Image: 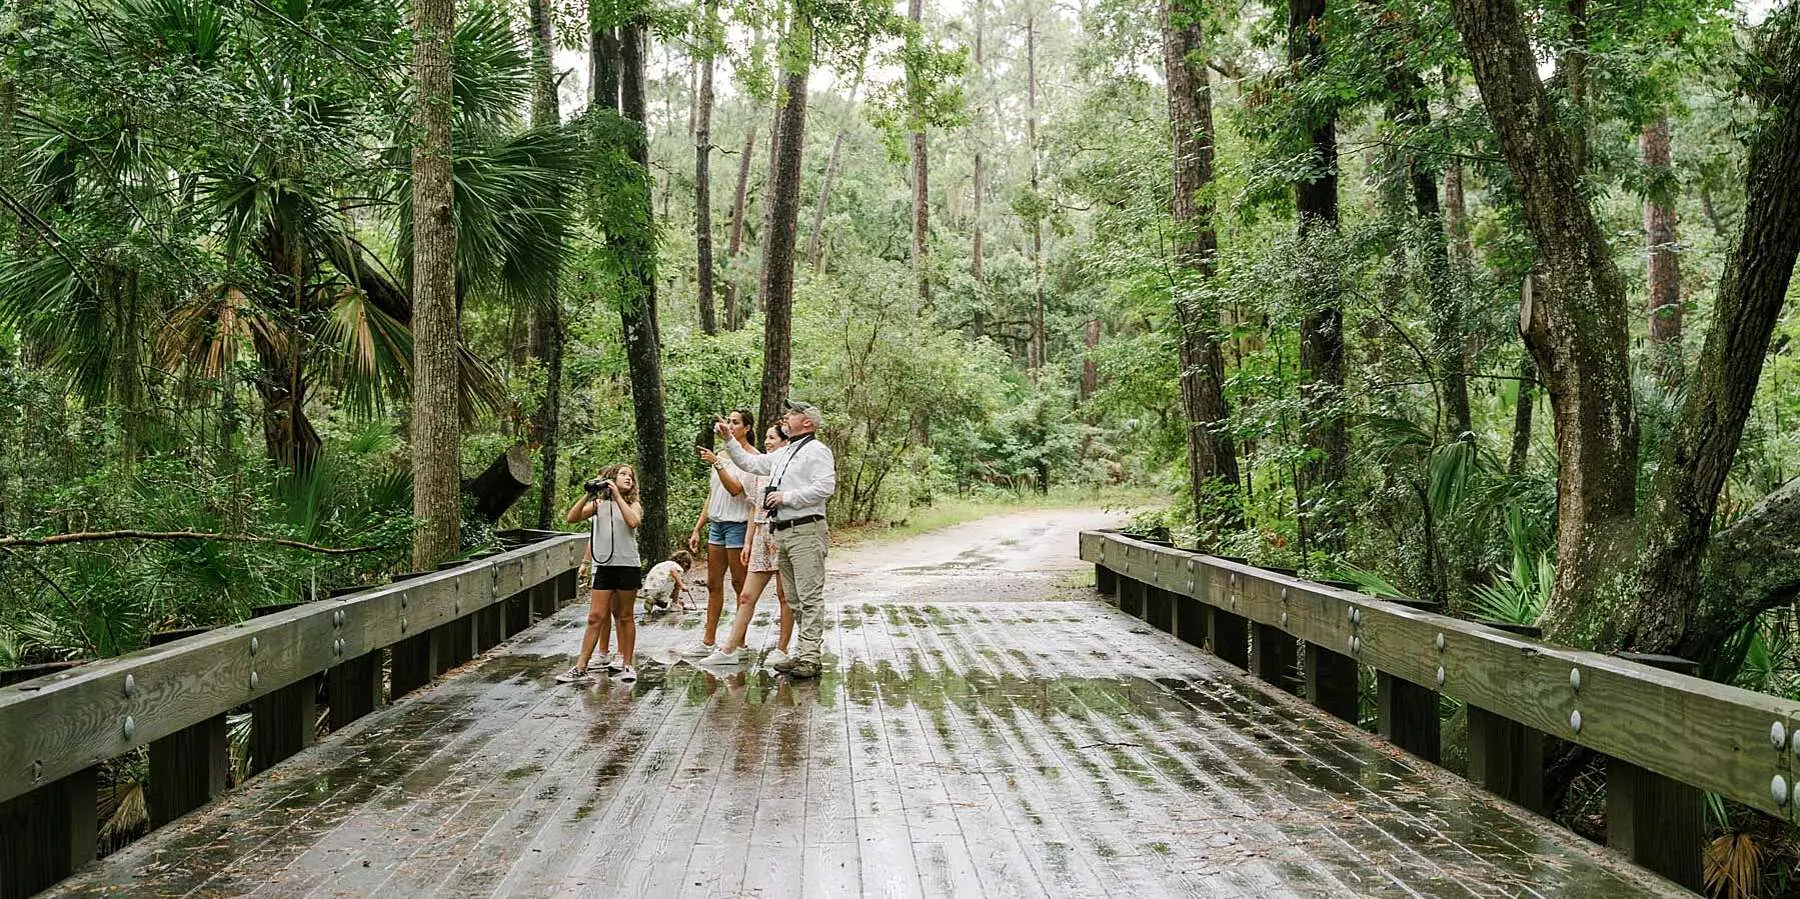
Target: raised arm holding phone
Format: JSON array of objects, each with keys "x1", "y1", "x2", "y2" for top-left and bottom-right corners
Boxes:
[
  {"x1": 676, "y1": 409, "x2": 757, "y2": 659},
  {"x1": 717, "y1": 399, "x2": 835, "y2": 679}
]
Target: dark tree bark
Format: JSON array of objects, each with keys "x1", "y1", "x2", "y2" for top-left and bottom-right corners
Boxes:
[
  {"x1": 1451, "y1": 0, "x2": 1639, "y2": 641},
  {"x1": 694, "y1": 0, "x2": 719, "y2": 335},
  {"x1": 1162, "y1": 0, "x2": 1242, "y2": 537},
  {"x1": 1079, "y1": 319, "x2": 1099, "y2": 402},
  {"x1": 723, "y1": 123, "x2": 757, "y2": 330},
  {"x1": 591, "y1": 13, "x2": 620, "y2": 114},
  {"x1": 1026, "y1": 15, "x2": 1045, "y2": 372},
  {"x1": 757, "y1": 16, "x2": 811, "y2": 437},
  {"x1": 1509, "y1": 350, "x2": 1535, "y2": 478},
  {"x1": 1683, "y1": 477, "x2": 1800, "y2": 670},
  {"x1": 907, "y1": 0, "x2": 930, "y2": 308},
  {"x1": 527, "y1": 0, "x2": 564, "y2": 529},
  {"x1": 1642, "y1": 110, "x2": 1683, "y2": 386},
  {"x1": 1289, "y1": 0, "x2": 1346, "y2": 552},
  {"x1": 1628, "y1": 17, "x2": 1800, "y2": 654},
  {"x1": 616, "y1": 18, "x2": 672, "y2": 563},
  {"x1": 410, "y1": 0, "x2": 460, "y2": 568},
  {"x1": 970, "y1": 0, "x2": 986, "y2": 289},
  {"x1": 467, "y1": 444, "x2": 534, "y2": 523},
  {"x1": 1454, "y1": 0, "x2": 1800, "y2": 651}
]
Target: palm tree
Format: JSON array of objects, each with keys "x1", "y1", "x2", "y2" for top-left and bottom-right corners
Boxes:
[{"x1": 1, "y1": 0, "x2": 582, "y2": 478}]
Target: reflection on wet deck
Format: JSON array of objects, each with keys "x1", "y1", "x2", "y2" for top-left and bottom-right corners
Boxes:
[{"x1": 48, "y1": 601, "x2": 1681, "y2": 897}]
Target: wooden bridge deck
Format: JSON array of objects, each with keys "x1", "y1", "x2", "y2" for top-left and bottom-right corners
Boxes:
[{"x1": 45, "y1": 519, "x2": 1681, "y2": 898}]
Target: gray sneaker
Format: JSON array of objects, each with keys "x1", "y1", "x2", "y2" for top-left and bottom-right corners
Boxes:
[{"x1": 783, "y1": 660, "x2": 820, "y2": 680}]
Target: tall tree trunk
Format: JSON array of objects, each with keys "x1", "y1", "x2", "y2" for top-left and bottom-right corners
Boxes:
[
  {"x1": 1642, "y1": 110, "x2": 1683, "y2": 386},
  {"x1": 1026, "y1": 14, "x2": 1045, "y2": 373},
  {"x1": 723, "y1": 123, "x2": 757, "y2": 329},
  {"x1": 970, "y1": 0, "x2": 986, "y2": 289},
  {"x1": 1079, "y1": 319, "x2": 1099, "y2": 402},
  {"x1": 592, "y1": 14, "x2": 620, "y2": 113},
  {"x1": 807, "y1": 51, "x2": 865, "y2": 269},
  {"x1": 694, "y1": 0, "x2": 719, "y2": 335},
  {"x1": 1509, "y1": 346, "x2": 1535, "y2": 477},
  {"x1": 616, "y1": 18, "x2": 671, "y2": 563},
  {"x1": 757, "y1": 14, "x2": 812, "y2": 435},
  {"x1": 1289, "y1": 0, "x2": 1346, "y2": 553},
  {"x1": 528, "y1": 0, "x2": 564, "y2": 529},
  {"x1": 1162, "y1": 0, "x2": 1241, "y2": 539},
  {"x1": 1390, "y1": 73, "x2": 1471, "y2": 439},
  {"x1": 1631, "y1": 16, "x2": 1800, "y2": 655},
  {"x1": 907, "y1": 0, "x2": 931, "y2": 307},
  {"x1": 410, "y1": 0, "x2": 461, "y2": 568}
]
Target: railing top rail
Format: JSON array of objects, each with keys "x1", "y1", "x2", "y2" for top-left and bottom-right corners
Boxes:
[
  {"x1": 1082, "y1": 529, "x2": 1800, "y2": 820},
  {"x1": 0, "y1": 533, "x2": 585, "y2": 805}
]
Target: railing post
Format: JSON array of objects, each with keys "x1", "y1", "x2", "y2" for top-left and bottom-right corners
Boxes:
[
  {"x1": 1174, "y1": 592, "x2": 1208, "y2": 647},
  {"x1": 0, "y1": 766, "x2": 96, "y2": 899},
  {"x1": 1251, "y1": 621, "x2": 1300, "y2": 694},
  {"x1": 1094, "y1": 563, "x2": 1116, "y2": 596},
  {"x1": 1466, "y1": 621, "x2": 1546, "y2": 813},
  {"x1": 1606, "y1": 652, "x2": 1704, "y2": 892},
  {"x1": 557, "y1": 568, "x2": 578, "y2": 609},
  {"x1": 249, "y1": 603, "x2": 318, "y2": 776},
  {"x1": 389, "y1": 570, "x2": 437, "y2": 700},
  {"x1": 143, "y1": 628, "x2": 230, "y2": 827},
  {"x1": 322, "y1": 586, "x2": 383, "y2": 731},
  {"x1": 1117, "y1": 575, "x2": 1144, "y2": 618},
  {"x1": 434, "y1": 561, "x2": 475, "y2": 672},
  {"x1": 1146, "y1": 585, "x2": 1173, "y2": 633},
  {"x1": 532, "y1": 577, "x2": 560, "y2": 620},
  {"x1": 1210, "y1": 567, "x2": 1249, "y2": 668},
  {"x1": 1303, "y1": 580, "x2": 1360, "y2": 723},
  {"x1": 1249, "y1": 568, "x2": 1301, "y2": 694},
  {"x1": 506, "y1": 584, "x2": 533, "y2": 635},
  {"x1": 1376, "y1": 598, "x2": 1441, "y2": 763}
]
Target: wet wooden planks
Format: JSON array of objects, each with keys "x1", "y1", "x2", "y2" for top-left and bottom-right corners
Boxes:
[{"x1": 48, "y1": 598, "x2": 1685, "y2": 898}]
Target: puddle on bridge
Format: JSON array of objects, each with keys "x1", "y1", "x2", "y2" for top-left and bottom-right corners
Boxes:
[{"x1": 47, "y1": 599, "x2": 1684, "y2": 899}]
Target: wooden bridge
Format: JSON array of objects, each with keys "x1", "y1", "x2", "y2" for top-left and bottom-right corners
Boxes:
[{"x1": 0, "y1": 514, "x2": 1772, "y2": 897}]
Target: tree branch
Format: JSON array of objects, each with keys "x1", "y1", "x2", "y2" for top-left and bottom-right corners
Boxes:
[{"x1": 0, "y1": 531, "x2": 387, "y2": 555}]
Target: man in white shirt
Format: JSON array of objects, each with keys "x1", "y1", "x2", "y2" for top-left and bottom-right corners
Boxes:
[{"x1": 718, "y1": 399, "x2": 836, "y2": 678}]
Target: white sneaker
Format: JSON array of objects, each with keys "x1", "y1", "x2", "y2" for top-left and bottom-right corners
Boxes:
[
  {"x1": 697, "y1": 647, "x2": 742, "y2": 668},
  {"x1": 612, "y1": 665, "x2": 638, "y2": 683},
  {"x1": 676, "y1": 640, "x2": 716, "y2": 659},
  {"x1": 765, "y1": 649, "x2": 790, "y2": 667},
  {"x1": 602, "y1": 652, "x2": 626, "y2": 672},
  {"x1": 554, "y1": 665, "x2": 591, "y2": 684}
]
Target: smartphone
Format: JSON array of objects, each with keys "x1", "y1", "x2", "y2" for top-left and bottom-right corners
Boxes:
[{"x1": 697, "y1": 418, "x2": 715, "y2": 451}]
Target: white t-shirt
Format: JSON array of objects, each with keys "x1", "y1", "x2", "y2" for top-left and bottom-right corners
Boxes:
[{"x1": 641, "y1": 560, "x2": 683, "y2": 607}]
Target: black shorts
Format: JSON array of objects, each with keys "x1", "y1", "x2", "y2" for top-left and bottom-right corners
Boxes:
[{"x1": 590, "y1": 565, "x2": 643, "y2": 591}]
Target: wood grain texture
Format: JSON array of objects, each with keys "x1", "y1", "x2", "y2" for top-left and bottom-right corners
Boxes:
[
  {"x1": 47, "y1": 596, "x2": 1684, "y2": 898},
  {"x1": 1082, "y1": 530, "x2": 1800, "y2": 819},
  {"x1": 0, "y1": 535, "x2": 582, "y2": 806}
]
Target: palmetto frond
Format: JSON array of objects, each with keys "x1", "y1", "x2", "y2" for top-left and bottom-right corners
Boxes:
[
  {"x1": 322, "y1": 285, "x2": 413, "y2": 416},
  {"x1": 155, "y1": 284, "x2": 286, "y2": 380},
  {"x1": 390, "y1": 124, "x2": 583, "y2": 313},
  {"x1": 451, "y1": 2, "x2": 533, "y2": 132}
]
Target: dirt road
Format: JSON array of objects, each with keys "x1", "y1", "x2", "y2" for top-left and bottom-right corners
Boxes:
[{"x1": 824, "y1": 506, "x2": 1129, "y2": 604}]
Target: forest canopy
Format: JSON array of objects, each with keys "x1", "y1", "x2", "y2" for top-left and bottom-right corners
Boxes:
[{"x1": 2, "y1": 0, "x2": 1799, "y2": 733}]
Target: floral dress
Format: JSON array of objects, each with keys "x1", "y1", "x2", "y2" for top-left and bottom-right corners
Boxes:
[{"x1": 746, "y1": 473, "x2": 781, "y2": 573}]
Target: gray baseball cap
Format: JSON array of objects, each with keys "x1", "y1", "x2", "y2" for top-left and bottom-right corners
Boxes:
[{"x1": 783, "y1": 398, "x2": 824, "y2": 429}]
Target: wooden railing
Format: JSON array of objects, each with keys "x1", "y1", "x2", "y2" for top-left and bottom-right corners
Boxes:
[
  {"x1": 1084, "y1": 529, "x2": 1800, "y2": 892},
  {"x1": 0, "y1": 530, "x2": 585, "y2": 899}
]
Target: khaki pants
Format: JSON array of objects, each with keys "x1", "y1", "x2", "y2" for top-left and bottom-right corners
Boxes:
[{"x1": 775, "y1": 518, "x2": 828, "y2": 664}]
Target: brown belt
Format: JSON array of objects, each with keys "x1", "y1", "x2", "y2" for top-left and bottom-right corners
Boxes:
[{"x1": 771, "y1": 514, "x2": 825, "y2": 532}]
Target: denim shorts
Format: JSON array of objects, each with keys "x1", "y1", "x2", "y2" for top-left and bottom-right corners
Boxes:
[{"x1": 708, "y1": 520, "x2": 748, "y2": 549}]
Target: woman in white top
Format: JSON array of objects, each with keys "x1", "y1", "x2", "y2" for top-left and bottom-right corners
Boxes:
[
  {"x1": 556, "y1": 463, "x2": 644, "y2": 683},
  {"x1": 700, "y1": 425, "x2": 794, "y2": 666},
  {"x1": 682, "y1": 408, "x2": 757, "y2": 657}
]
